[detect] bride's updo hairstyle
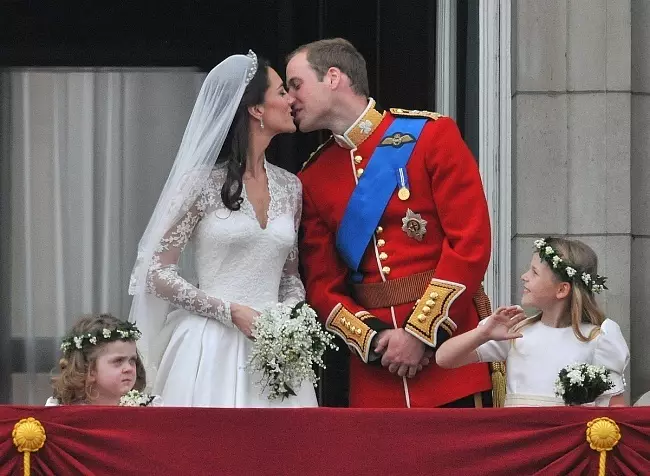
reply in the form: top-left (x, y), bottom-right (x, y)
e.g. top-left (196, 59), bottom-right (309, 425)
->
top-left (215, 57), bottom-right (270, 211)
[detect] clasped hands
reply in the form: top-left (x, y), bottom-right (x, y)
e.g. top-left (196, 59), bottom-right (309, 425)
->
top-left (373, 328), bottom-right (433, 379)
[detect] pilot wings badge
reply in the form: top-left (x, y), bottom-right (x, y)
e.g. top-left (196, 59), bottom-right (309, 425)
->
top-left (379, 132), bottom-right (415, 148)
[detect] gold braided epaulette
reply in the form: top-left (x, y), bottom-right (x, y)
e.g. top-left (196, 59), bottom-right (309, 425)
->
top-left (301, 136), bottom-right (334, 171)
top-left (390, 108), bottom-right (444, 121)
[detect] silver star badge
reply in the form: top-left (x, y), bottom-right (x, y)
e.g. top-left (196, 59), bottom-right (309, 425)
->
top-left (402, 209), bottom-right (427, 241)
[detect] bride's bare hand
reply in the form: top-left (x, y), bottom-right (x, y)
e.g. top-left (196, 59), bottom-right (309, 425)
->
top-left (230, 303), bottom-right (259, 338)
top-left (479, 305), bottom-right (527, 341)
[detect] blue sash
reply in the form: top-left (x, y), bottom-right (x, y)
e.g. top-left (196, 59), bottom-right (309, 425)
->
top-left (336, 117), bottom-right (427, 280)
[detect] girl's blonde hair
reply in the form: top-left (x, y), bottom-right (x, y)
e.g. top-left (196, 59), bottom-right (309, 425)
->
top-left (51, 314), bottom-right (146, 404)
top-left (520, 237), bottom-right (605, 342)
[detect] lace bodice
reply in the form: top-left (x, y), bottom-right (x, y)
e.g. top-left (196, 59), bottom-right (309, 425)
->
top-left (145, 162), bottom-right (305, 324)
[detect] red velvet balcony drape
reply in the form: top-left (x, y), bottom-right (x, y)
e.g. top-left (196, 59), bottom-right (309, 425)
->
top-left (1, 406), bottom-right (649, 475)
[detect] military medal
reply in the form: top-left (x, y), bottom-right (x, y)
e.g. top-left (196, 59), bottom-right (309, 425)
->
top-left (402, 209), bottom-right (427, 241)
top-left (396, 167), bottom-right (410, 201)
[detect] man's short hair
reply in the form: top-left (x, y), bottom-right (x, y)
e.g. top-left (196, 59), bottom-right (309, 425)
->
top-left (288, 38), bottom-right (370, 97)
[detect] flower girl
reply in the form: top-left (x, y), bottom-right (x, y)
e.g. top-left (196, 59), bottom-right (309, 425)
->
top-left (436, 237), bottom-right (629, 407)
top-left (47, 314), bottom-right (161, 406)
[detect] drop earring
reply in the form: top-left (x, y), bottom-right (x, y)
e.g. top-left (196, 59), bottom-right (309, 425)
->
top-left (260, 118), bottom-right (264, 129)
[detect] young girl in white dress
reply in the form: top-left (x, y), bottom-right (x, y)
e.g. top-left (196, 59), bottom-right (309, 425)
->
top-left (46, 314), bottom-right (161, 406)
top-left (436, 237), bottom-right (629, 407)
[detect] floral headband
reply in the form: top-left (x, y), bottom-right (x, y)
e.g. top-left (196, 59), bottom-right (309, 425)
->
top-left (534, 238), bottom-right (607, 294)
top-left (60, 321), bottom-right (142, 354)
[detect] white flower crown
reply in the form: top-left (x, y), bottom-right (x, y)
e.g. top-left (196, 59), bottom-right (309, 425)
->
top-left (60, 321), bottom-right (142, 354)
top-left (534, 238), bottom-right (607, 294)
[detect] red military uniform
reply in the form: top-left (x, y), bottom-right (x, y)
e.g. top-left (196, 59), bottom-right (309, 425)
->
top-left (298, 99), bottom-right (493, 408)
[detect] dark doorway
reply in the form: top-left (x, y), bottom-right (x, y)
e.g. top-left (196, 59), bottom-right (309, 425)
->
top-left (1, 0), bottom-right (437, 174)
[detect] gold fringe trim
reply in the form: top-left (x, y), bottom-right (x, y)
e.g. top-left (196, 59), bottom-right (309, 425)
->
top-left (489, 361), bottom-right (507, 408)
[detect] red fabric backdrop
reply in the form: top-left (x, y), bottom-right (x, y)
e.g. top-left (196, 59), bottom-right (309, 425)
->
top-left (1, 406), bottom-right (649, 475)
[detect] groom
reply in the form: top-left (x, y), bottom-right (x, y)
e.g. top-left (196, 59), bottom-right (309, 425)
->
top-left (287, 38), bottom-right (493, 408)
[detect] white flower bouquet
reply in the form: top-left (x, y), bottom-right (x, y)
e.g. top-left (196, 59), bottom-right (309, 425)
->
top-left (246, 301), bottom-right (338, 401)
top-left (553, 363), bottom-right (613, 406)
top-left (119, 390), bottom-right (156, 407)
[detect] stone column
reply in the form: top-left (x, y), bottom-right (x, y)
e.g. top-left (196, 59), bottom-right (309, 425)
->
top-left (631, 0), bottom-right (650, 403)
top-left (513, 1), bottom-right (635, 399)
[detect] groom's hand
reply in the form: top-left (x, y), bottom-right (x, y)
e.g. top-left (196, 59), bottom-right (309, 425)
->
top-left (374, 329), bottom-right (428, 378)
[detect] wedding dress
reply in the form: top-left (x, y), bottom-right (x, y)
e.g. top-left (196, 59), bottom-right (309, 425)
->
top-left (145, 161), bottom-right (318, 407)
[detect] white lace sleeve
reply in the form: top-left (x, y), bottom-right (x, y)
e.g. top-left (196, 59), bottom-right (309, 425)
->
top-left (146, 187), bottom-right (233, 326)
top-left (278, 174), bottom-right (306, 308)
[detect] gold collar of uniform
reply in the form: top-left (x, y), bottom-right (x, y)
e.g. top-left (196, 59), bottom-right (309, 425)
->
top-left (333, 98), bottom-right (385, 150)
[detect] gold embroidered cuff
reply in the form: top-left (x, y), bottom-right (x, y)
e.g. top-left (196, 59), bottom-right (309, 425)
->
top-left (326, 304), bottom-right (377, 363)
top-left (404, 278), bottom-right (465, 347)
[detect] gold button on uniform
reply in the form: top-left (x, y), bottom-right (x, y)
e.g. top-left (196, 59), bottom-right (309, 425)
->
top-left (382, 266), bottom-right (391, 275)
top-left (379, 252), bottom-right (388, 260)
top-left (426, 299), bottom-right (435, 306)
top-left (417, 314), bottom-right (426, 322)
top-left (356, 168), bottom-right (364, 178)
top-left (354, 155), bottom-right (363, 164)
top-left (430, 292), bottom-right (439, 299)
top-left (377, 239), bottom-right (385, 247)
top-left (376, 226), bottom-right (384, 234)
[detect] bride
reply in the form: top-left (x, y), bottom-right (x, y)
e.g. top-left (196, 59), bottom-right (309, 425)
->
top-left (128, 51), bottom-right (318, 407)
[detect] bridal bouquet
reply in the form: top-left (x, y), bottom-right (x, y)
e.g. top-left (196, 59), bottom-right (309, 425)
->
top-left (553, 363), bottom-right (613, 406)
top-left (246, 301), bottom-right (337, 401)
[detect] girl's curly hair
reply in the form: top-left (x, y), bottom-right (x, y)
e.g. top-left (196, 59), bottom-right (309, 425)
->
top-left (51, 314), bottom-right (146, 404)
